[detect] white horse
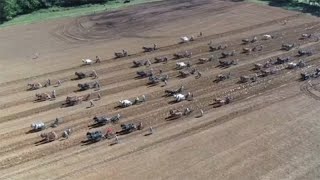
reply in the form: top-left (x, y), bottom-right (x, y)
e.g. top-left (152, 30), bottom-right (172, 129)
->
top-left (31, 122), bottom-right (45, 130)
top-left (119, 99), bottom-right (133, 107)
top-left (176, 62), bottom-right (187, 69)
top-left (181, 36), bottom-right (190, 43)
top-left (173, 92), bottom-right (192, 102)
top-left (262, 34), bottom-right (273, 40)
top-left (301, 33), bottom-right (312, 38)
top-left (173, 94), bottom-right (186, 102)
top-left (180, 36), bottom-right (194, 43)
top-left (82, 59), bottom-right (93, 65)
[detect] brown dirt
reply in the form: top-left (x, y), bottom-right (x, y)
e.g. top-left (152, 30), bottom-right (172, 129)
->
top-left (1, 0), bottom-right (320, 179)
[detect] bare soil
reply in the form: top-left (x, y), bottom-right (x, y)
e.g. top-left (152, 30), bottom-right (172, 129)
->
top-left (1, 0), bottom-right (320, 179)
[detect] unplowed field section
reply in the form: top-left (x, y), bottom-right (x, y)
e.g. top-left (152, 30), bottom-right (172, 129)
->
top-left (1, 0), bottom-right (320, 179)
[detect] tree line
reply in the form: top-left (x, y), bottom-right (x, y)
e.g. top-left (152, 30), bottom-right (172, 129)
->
top-left (277, 0), bottom-right (320, 4)
top-left (0, 0), bottom-right (319, 24)
top-left (270, 0), bottom-right (320, 16)
top-left (0, 0), bottom-right (111, 23)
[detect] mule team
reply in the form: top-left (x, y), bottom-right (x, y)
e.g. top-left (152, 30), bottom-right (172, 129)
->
top-left (29, 32), bottom-right (315, 144)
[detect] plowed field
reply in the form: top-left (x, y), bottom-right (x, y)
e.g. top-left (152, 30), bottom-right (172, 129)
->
top-left (1, 0), bottom-right (320, 179)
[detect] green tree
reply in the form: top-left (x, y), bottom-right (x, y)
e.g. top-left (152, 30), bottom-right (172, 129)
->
top-left (0, 0), bottom-right (112, 23)
top-left (0, 0), bottom-right (21, 21)
top-left (17, 0), bottom-right (43, 13)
